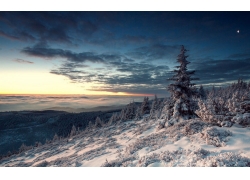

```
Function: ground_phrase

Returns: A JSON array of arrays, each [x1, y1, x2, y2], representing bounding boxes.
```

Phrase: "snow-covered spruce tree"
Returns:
[[107, 112, 120, 125], [199, 85, 207, 99], [95, 116, 103, 128], [141, 97, 150, 115], [135, 107, 142, 120], [149, 95, 161, 120], [69, 125, 77, 137], [19, 143, 32, 153], [167, 45, 199, 121], [52, 133, 59, 142], [125, 101, 137, 120], [160, 97, 174, 120]]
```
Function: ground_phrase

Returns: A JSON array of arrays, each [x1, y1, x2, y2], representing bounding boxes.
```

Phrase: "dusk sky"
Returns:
[[1, 12, 250, 96]]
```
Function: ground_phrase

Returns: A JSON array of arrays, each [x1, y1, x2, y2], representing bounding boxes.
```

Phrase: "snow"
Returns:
[[1, 116, 250, 167]]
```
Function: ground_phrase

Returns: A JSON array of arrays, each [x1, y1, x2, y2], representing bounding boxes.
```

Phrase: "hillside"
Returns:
[[1, 78, 250, 167], [0, 109, 120, 157], [1, 113, 250, 167]]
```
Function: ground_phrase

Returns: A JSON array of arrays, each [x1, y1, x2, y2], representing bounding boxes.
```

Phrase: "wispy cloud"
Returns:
[[13, 58, 34, 64], [190, 58, 250, 85]]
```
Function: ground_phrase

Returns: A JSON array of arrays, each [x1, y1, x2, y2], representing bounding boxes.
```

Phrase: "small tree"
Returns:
[[125, 101, 137, 120], [149, 95, 161, 119], [108, 112, 120, 125], [199, 85, 207, 99], [52, 133, 59, 142], [135, 107, 142, 120], [167, 45, 199, 120], [69, 125, 77, 137], [95, 116, 103, 128], [141, 97, 150, 115]]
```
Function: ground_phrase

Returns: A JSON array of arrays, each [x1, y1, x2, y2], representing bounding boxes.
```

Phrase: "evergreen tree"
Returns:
[[125, 101, 137, 120], [135, 107, 142, 120], [95, 116, 103, 128], [141, 97, 150, 115], [108, 112, 120, 125], [52, 133, 59, 142], [167, 45, 199, 119], [199, 85, 207, 99], [150, 94, 161, 119], [69, 125, 77, 137]]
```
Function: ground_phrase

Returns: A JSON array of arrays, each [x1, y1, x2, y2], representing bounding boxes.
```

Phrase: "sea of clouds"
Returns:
[[0, 95, 152, 112]]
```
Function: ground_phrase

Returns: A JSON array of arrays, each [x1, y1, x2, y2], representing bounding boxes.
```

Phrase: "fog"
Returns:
[[0, 95, 157, 112]]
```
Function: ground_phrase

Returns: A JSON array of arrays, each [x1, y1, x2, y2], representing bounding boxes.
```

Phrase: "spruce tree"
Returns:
[[150, 94, 161, 119], [94, 116, 103, 128], [199, 85, 206, 99], [125, 101, 137, 120], [141, 97, 150, 115], [135, 107, 142, 120], [167, 45, 199, 119], [69, 125, 77, 137]]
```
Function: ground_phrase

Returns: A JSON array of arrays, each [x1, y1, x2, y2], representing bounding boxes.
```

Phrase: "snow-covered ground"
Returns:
[[1, 115, 250, 167]]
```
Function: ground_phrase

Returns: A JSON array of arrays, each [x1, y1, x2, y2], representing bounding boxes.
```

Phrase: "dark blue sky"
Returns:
[[1, 12, 250, 96]]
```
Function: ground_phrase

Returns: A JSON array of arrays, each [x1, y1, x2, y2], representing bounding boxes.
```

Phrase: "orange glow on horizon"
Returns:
[[0, 92, 154, 97], [0, 70, 154, 97]]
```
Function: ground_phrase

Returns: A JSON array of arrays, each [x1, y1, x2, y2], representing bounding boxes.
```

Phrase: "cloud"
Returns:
[[87, 84, 169, 96], [0, 12, 99, 45], [21, 44, 105, 63], [13, 58, 34, 64], [227, 53, 250, 59], [190, 58, 250, 85], [20, 43, 178, 95], [127, 44, 180, 61], [0, 30, 20, 41], [21, 41, 250, 95]]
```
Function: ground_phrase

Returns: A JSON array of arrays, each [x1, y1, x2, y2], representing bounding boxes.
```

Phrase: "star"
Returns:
[[237, 30, 240, 33]]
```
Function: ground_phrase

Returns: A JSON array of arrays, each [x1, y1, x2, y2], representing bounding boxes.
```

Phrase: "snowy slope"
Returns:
[[1, 115, 250, 167]]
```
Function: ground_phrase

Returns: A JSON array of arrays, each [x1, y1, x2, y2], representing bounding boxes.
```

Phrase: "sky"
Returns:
[[1, 11, 250, 96]]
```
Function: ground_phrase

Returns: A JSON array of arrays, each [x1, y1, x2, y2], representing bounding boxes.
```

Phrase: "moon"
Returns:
[[237, 30, 240, 33]]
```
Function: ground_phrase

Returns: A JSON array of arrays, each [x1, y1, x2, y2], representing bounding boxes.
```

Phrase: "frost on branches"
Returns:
[[149, 95, 162, 120], [166, 45, 199, 123], [141, 97, 150, 115], [195, 79, 250, 127]]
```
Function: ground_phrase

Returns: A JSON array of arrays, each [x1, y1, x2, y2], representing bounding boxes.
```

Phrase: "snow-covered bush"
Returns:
[[195, 99, 218, 123], [165, 119, 209, 141], [184, 120, 209, 135], [227, 92, 245, 115], [201, 127, 232, 147], [232, 113, 250, 126], [101, 155, 137, 167], [220, 120, 233, 127], [241, 101, 250, 113], [125, 131, 167, 155], [199, 152, 250, 167]]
